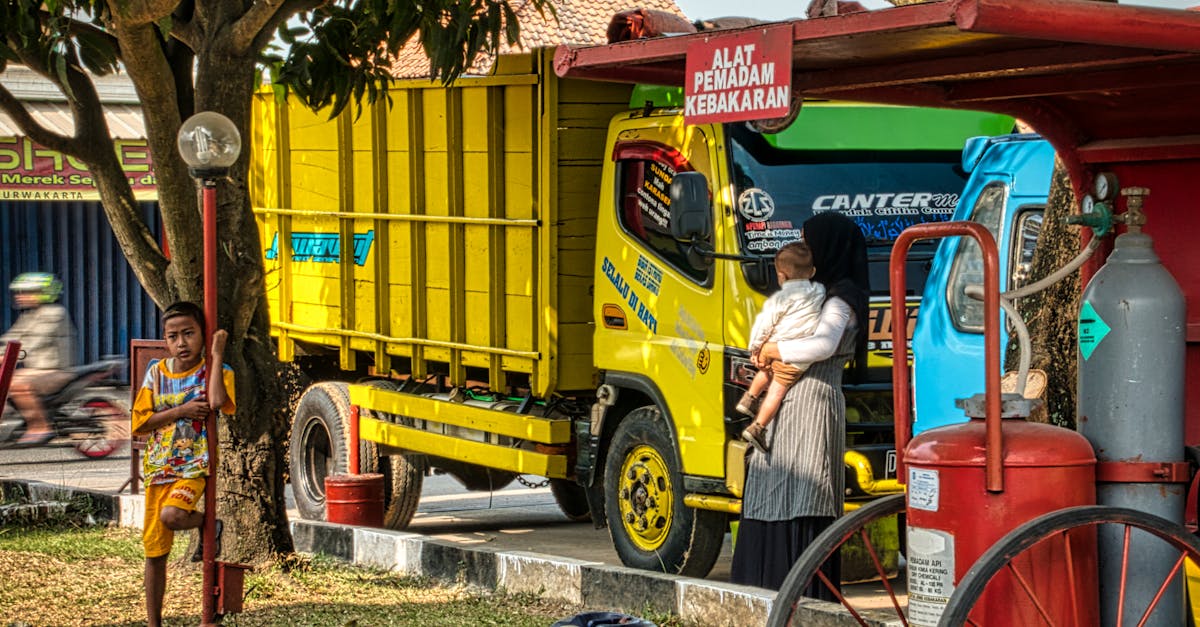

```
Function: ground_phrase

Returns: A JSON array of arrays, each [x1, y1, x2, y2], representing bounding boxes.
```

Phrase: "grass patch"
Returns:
[[0, 525, 145, 561], [0, 524, 686, 626]]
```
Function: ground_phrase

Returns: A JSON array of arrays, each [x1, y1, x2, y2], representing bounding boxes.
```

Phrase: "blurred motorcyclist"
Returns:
[[1, 272, 76, 446]]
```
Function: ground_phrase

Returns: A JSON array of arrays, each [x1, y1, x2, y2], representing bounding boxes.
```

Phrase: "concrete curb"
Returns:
[[2, 479, 883, 626], [291, 518, 773, 626]]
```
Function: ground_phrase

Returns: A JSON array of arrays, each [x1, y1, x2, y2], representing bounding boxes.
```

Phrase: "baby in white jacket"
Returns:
[[738, 241, 825, 453]]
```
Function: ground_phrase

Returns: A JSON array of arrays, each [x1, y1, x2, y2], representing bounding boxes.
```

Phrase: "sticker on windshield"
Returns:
[[737, 187, 775, 222], [743, 219, 803, 253]]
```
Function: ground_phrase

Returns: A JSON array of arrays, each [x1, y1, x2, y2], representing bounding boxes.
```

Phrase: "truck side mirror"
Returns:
[[669, 172, 712, 242], [742, 259, 775, 292]]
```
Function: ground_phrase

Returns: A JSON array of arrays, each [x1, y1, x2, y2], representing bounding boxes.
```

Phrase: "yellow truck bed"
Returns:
[[251, 53, 632, 396]]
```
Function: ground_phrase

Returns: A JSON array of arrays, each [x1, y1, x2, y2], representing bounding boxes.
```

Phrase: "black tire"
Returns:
[[358, 379, 427, 530], [356, 379, 403, 475], [383, 452, 425, 530], [289, 382, 354, 520], [767, 493, 906, 627], [550, 478, 592, 522], [941, 505, 1200, 627], [603, 405, 724, 576]]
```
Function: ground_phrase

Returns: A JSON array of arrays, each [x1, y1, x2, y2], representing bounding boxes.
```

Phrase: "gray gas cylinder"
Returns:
[[1078, 231, 1186, 626]]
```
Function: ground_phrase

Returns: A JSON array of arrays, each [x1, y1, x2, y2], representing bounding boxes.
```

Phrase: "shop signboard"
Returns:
[[0, 136, 157, 201]]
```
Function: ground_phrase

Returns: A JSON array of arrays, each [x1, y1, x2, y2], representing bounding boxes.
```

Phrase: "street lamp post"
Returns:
[[176, 111, 241, 627]]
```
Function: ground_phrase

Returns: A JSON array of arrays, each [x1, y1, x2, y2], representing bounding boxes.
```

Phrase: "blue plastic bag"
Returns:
[[550, 611, 657, 627]]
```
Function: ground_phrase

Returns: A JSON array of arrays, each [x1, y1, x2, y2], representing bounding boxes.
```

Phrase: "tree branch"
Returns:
[[5, 42, 105, 156], [0, 85, 76, 154], [5, 28, 173, 304], [108, 0, 177, 28], [231, 0, 323, 56], [109, 21, 204, 288]]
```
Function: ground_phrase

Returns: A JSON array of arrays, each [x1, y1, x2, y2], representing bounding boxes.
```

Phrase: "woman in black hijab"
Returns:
[[730, 212, 870, 594]]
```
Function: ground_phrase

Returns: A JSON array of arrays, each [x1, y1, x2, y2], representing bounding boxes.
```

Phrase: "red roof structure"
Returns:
[[389, 0, 688, 78], [555, 0, 1200, 193], [555, 0, 1200, 439]]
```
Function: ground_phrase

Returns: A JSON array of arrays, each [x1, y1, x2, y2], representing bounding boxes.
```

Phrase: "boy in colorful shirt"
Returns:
[[131, 301, 235, 627]]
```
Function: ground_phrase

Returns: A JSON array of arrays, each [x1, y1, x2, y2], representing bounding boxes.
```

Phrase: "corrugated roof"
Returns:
[[0, 66, 145, 139], [0, 101, 146, 139], [390, 0, 689, 78]]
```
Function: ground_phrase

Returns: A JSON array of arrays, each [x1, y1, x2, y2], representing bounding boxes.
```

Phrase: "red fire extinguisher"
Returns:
[[891, 222, 1098, 626], [903, 395, 1097, 625]]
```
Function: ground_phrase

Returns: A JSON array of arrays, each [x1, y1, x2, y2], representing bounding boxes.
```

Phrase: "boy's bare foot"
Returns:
[[735, 392, 759, 417], [191, 518, 223, 563], [742, 422, 769, 453]]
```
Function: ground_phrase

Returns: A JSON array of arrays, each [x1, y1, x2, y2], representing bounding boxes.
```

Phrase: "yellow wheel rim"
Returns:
[[616, 444, 674, 552]]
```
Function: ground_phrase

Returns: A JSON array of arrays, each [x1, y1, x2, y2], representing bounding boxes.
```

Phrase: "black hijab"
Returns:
[[803, 212, 870, 360]]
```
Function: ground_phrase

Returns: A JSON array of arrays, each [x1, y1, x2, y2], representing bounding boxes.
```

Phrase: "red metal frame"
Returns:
[[556, 0, 1200, 445], [891, 222, 1002, 492], [349, 404, 360, 475], [122, 340, 170, 495], [555, 0, 1200, 201], [0, 341, 21, 409], [201, 180, 220, 625]]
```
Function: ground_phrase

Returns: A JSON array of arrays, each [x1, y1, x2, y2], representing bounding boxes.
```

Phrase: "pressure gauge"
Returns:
[[1081, 195, 1096, 215], [1093, 172, 1119, 202]]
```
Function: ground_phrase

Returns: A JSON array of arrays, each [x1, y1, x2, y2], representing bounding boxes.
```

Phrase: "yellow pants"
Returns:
[[142, 477, 205, 558]]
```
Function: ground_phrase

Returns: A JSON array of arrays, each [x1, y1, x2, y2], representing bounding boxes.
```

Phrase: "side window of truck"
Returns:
[[614, 157, 710, 283], [946, 182, 1007, 332]]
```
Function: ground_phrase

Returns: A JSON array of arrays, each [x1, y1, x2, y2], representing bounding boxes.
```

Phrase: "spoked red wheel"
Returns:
[[767, 494, 908, 627], [942, 506, 1200, 627], [73, 398, 130, 458]]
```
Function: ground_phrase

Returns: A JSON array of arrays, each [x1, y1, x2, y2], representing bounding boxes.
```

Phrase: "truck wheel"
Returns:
[[383, 453, 425, 530], [550, 479, 592, 522], [359, 379, 426, 530], [604, 406, 725, 576], [290, 382, 355, 520]]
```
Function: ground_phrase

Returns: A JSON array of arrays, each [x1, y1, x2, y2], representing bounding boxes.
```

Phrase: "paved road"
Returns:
[[0, 440, 734, 583]]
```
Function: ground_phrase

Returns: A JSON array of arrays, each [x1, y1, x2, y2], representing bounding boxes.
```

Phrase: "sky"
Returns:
[[674, 0, 1198, 21]]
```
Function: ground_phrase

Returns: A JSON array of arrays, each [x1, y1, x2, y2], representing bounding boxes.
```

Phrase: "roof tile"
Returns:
[[390, 0, 688, 78]]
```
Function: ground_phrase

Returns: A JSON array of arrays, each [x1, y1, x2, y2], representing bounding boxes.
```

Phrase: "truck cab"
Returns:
[[911, 134, 1054, 434], [589, 100, 1014, 571]]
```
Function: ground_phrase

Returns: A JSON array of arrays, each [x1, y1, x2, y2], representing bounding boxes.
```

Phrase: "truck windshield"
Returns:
[[726, 123, 969, 295]]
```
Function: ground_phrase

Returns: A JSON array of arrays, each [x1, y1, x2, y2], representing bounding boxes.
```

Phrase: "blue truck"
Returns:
[[911, 134, 1055, 434]]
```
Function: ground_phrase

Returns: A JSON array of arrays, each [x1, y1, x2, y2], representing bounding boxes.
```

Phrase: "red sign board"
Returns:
[[685, 25, 793, 125], [0, 136, 158, 202]]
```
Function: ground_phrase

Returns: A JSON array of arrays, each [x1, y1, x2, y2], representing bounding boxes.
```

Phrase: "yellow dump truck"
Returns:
[[250, 51, 1012, 576]]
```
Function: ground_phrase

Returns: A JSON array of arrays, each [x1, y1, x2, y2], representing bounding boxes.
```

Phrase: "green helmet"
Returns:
[[9, 272, 63, 304]]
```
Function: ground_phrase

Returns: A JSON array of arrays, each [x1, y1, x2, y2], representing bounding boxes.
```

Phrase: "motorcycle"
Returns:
[[0, 356, 131, 458]]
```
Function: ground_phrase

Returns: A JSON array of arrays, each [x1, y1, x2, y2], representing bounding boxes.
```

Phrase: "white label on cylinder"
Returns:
[[908, 467, 939, 512], [907, 526, 955, 627]]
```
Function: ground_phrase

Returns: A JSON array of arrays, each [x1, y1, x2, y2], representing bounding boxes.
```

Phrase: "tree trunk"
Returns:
[[191, 43, 294, 562], [1004, 161, 1079, 427]]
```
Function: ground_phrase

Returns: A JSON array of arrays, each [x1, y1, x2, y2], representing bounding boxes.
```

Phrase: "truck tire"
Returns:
[[604, 406, 725, 576], [383, 452, 425, 530], [359, 379, 426, 530], [550, 479, 592, 522], [290, 381, 357, 521]]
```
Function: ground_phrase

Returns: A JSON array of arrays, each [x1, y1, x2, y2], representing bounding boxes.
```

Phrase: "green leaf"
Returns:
[[503, 5, 519, 45], [76, 29, 118, 76], [53, 52, 75, 100], [156, 14, 172, 38]]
